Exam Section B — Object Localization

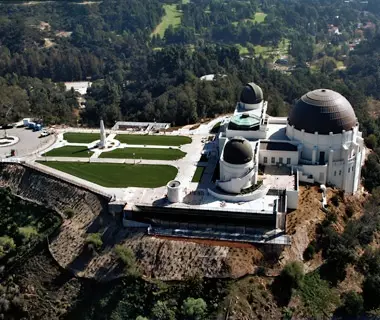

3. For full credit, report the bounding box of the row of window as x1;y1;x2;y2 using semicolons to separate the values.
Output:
263;156;291;165
333;166;355;176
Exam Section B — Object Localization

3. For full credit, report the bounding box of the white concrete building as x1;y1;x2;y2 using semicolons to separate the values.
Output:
217;83;365;198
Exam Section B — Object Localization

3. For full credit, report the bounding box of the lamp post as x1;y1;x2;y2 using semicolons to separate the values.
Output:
3;106;13;138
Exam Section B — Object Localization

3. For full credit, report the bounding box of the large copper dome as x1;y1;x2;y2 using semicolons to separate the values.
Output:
223;137;253;165
288;89;357;134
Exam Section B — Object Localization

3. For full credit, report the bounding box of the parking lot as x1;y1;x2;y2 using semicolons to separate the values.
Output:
0;127;55;159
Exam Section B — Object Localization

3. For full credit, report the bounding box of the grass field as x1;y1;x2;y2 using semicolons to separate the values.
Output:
63;132;100;143
151;4;182;38
39;162;178;188
99;147;186;160
43;146;93;157
192;166;205;182
115;134;191;146
236;38;289;58
232;11;267;26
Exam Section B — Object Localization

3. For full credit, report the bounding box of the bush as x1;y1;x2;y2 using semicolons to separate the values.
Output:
151;300;176;320
299;273;339;318
0;236;16;258
345;204;355;218
114;245;139;275
362;275;380;310
303;241;316;261
280;261;304;290
18;226;38;242
331;194;340;207
85;233;103;251
340;291;364;317
181;297;207;320
64;208;75;219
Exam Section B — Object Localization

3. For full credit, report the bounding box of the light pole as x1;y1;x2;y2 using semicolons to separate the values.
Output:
3;106;13;138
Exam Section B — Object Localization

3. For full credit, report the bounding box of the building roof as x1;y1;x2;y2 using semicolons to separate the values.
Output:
260;141;298;151
288;89;357;134
223;137;253;165
240;83;263;105
228;113;261;131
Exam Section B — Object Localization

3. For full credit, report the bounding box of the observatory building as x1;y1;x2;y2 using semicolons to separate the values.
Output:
124;83;365;245
216;84;365;196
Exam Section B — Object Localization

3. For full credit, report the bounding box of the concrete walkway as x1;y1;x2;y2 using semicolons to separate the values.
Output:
9;115;228;202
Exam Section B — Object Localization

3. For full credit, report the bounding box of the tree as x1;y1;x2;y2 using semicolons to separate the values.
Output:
181;297;207;320
340;291;363;317
280;261;304;289
151;300;176;320
362;275;380;310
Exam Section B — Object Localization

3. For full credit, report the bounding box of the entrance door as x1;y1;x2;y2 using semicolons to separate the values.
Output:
319;151;325;165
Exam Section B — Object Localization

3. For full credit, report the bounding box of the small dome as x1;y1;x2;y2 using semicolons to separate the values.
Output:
240;83;263;105
223;137;253;165
288;89;357;134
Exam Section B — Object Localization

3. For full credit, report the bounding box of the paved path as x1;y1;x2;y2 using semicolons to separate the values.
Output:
6;115;228;202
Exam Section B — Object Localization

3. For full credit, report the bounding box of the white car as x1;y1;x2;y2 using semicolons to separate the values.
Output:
40;130;50;137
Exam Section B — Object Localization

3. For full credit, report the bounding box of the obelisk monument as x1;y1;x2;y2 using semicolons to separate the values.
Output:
99;119;106;148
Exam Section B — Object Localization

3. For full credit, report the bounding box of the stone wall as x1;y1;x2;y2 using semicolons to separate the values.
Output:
0;163;109;217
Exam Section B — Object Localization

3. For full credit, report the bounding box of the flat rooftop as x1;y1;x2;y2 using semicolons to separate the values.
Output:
132;187;278;216
266;123;289;140
261;166;296;190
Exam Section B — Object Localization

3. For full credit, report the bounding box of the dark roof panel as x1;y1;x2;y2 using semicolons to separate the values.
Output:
240;83;263;104
223;137;253;165
288;89;357;134
260;142;298;151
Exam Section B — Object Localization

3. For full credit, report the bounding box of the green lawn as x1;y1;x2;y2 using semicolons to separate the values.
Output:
192;166;205;183
115;134;191;146
63;132;100;143
38;162;178;188
151;4;182;38
43;146;94;157
99;147;186;160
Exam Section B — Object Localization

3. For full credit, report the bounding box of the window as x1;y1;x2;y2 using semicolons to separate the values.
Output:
271;157;275;164
279;157;283;164
339;170;342;176
348;167;350;173
287;158;291;165
334;171;337;176
264;157;268;164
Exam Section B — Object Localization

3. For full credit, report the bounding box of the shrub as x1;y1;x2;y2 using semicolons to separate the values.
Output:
299;273;339;318
18;226;38;242
345;204;355;218
85;233;103;251
303;241;316;261
362;275;380;310
151;300;176;320
136;317;148;320
64;208;75;219
280;261;304;290
331;194;340;207
114;245;139;275
0;236;16;258
181;297;207;320
340;291;363;317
